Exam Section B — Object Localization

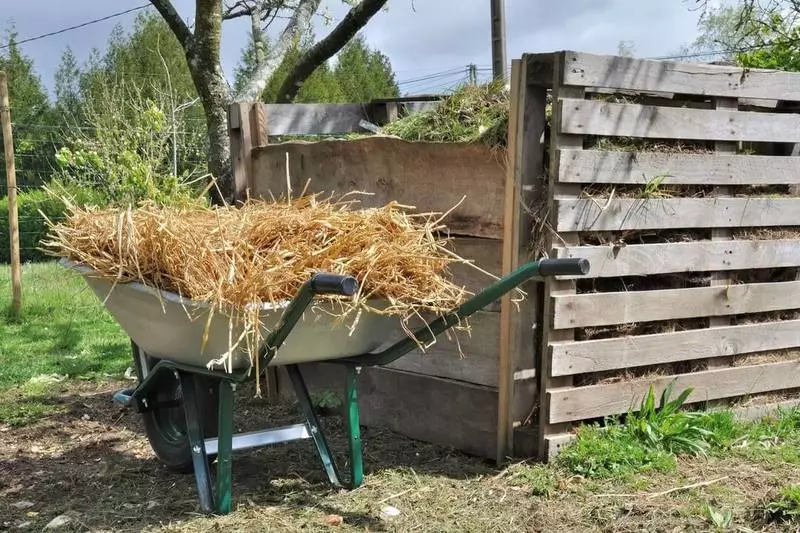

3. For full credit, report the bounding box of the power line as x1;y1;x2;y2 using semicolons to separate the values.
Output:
649;39;800;61
0;4;151;50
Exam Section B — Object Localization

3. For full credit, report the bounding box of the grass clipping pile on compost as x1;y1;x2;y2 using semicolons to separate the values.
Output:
382;80;510;148
43;193;476;387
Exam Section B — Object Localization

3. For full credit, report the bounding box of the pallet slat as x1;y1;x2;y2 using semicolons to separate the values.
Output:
557;149;800;185
555;197;800;232
548;359;800;423
560;51;800;101
555;239;800;278
551;319;800;376
552;280;800;329
559;99;800;143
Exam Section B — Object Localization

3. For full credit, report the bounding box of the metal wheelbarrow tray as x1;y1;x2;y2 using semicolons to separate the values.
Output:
63;256;590;515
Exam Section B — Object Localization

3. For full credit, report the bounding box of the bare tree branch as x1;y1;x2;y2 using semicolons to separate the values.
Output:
148;0;192;49
275;0;389;103
235;0;321;101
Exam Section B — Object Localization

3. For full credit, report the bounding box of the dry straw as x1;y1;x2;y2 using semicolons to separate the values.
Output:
42;191;486;384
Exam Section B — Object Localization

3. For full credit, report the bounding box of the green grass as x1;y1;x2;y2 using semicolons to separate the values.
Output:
0;262;129;423
765;484;800;523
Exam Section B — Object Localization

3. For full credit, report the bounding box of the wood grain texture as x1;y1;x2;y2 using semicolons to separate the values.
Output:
556;149;800;185
560;51;800;101
251;137;507;239
263;103;370;135
551;319;800;376
548;359;800;423
554;239;800;279
552;280;800;329
559;99;800;143
383;310;529;387
294;363;499;458
555;197;800;232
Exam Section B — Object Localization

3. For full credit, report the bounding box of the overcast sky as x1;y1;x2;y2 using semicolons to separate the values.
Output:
2;0;708;97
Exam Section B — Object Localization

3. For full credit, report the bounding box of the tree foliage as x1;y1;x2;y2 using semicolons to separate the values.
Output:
0;27;54;191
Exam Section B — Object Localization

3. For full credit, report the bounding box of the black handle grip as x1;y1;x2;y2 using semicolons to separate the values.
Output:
310;273;359;296
538;258;590;277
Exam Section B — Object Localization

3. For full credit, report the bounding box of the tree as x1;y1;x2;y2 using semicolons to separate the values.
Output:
149;0;390;203
0;28;54;191
686;2;800;71
333;35;399;101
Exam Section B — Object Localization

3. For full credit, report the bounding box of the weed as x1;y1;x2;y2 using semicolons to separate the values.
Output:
764;485;800;523
627;382;716;456
506;464;557;497
705;504;733;530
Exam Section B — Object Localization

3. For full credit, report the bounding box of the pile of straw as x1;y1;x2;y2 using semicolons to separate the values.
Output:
43;193;474;373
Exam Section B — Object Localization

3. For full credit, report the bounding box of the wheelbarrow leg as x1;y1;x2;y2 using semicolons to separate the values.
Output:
215;381;235;514
344;364;364;488
179;373;215;514
286;364;348;488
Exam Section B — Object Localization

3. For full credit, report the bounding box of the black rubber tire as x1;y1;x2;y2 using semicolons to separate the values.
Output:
130;340;220;473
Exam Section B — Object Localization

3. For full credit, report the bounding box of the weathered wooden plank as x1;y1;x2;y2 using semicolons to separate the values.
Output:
551;319;800;376
560;51;800;101
251;137;506;239
553;280;800;329
263;103;370;135
448;237;502;311
555;197;800;232
557;149;800;185
548;359;800;423
560;99;800;143
537;51;583;461
296;363;499;458
555;239;800;279
384;311;511;387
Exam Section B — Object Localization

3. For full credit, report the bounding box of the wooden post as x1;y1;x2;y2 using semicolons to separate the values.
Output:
497;57;547;463
0;71;21;315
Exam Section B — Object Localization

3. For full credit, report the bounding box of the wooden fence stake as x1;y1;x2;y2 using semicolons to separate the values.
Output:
0;71;21;315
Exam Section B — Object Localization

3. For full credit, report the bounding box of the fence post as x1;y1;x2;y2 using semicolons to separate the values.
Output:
0;71;21;316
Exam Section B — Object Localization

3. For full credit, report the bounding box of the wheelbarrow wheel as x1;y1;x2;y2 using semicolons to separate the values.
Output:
131;341;220;474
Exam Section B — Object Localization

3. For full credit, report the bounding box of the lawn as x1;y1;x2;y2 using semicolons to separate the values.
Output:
2;263;800;532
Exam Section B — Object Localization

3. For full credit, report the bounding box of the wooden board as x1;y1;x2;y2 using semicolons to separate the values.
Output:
548;359;800;423
448;238;502;311
559;51;800;101
559;99;800;143
263;103;370;135
251;137;507;239
383;311;510;387
555;197;800;232
551;319;800;376
295;363;499;458
552;280;800;329
556;149;800;185
555;239;800;278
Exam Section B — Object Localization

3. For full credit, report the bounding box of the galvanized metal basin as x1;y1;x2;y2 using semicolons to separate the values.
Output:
61;259;400;370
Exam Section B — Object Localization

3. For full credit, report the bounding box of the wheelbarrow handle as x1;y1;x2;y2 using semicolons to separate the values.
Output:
537;258;590;277
310;273;359;297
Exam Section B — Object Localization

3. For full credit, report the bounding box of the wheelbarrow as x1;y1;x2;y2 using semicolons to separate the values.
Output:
63;256;589;515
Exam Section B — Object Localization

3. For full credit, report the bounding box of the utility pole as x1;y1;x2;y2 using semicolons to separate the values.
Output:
467;63;478;85
490;0;507;80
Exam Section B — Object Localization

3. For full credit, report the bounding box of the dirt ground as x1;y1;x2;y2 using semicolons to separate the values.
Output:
1;379;799;533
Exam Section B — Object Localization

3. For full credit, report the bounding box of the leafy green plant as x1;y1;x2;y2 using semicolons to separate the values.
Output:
764;485;800;523
626;382;715;456
312;390;342;410
705;505;733;530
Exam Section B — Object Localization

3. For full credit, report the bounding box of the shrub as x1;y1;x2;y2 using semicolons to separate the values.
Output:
0;184;105;263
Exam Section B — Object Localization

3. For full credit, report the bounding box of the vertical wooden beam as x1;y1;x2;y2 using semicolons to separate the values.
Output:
498;57;548;463
707;96;738;371
228;102;254;204
537;52;584;460
249;103;269;148
0;71;21;316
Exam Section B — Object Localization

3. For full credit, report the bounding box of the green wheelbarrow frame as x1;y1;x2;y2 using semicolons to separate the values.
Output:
113;257;589;515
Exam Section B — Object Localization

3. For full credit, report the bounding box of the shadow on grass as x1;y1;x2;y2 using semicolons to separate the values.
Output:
1;380;499;532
